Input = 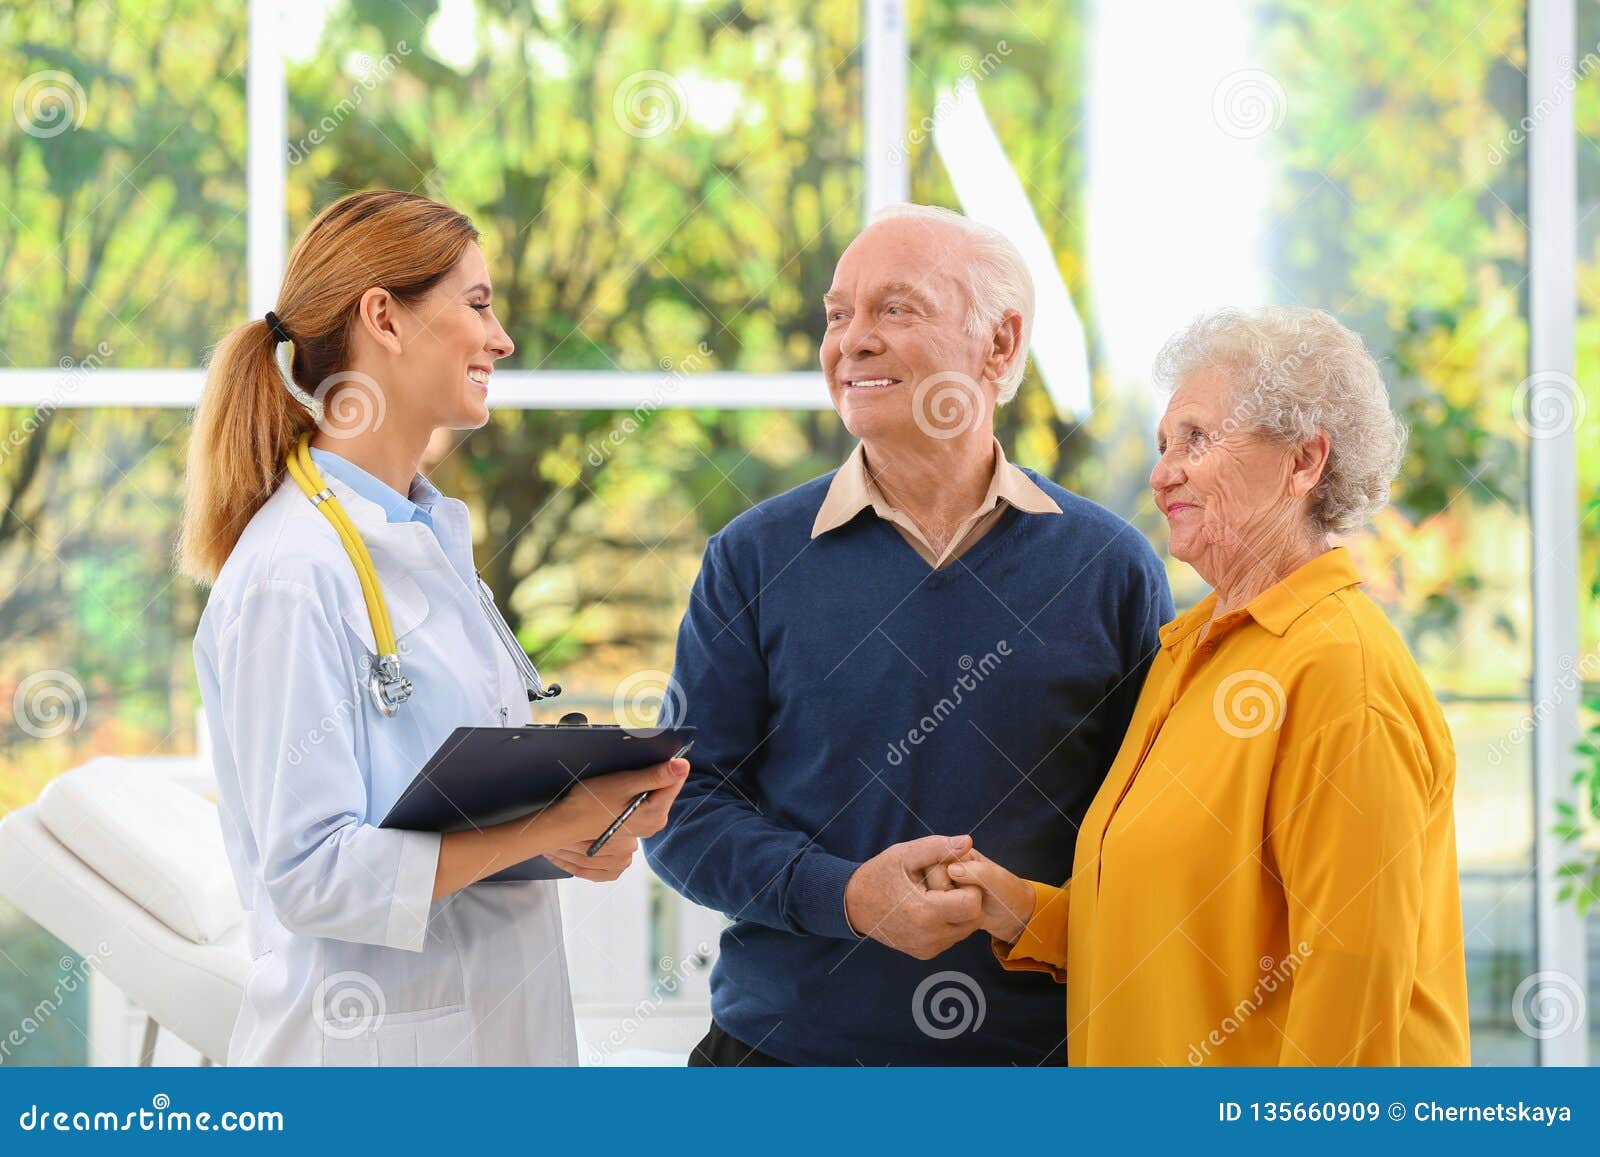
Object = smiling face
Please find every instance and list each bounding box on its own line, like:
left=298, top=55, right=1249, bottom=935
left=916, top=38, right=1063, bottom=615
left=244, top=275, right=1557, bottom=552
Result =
left=339, top=241, right=515, bottom=436
left=820, top=218, right=1004, bottom=449
left=398, top=241, right=514, bottom=430
left=1150, top=370, right=1323, bottom=589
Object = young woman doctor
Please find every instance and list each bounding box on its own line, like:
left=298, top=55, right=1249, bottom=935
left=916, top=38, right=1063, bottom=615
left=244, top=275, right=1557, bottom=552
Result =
left=180, top=190, right=687, bottom=1066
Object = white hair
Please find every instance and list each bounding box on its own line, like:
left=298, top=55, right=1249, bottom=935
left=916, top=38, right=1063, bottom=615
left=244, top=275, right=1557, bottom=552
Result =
left=1153, top=306, right=1409, bottom=536
left=869, top=203, right=1034, bottom=403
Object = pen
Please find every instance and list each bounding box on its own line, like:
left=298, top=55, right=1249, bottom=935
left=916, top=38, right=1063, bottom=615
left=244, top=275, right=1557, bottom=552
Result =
left=586, top=741, right=693, bottom=857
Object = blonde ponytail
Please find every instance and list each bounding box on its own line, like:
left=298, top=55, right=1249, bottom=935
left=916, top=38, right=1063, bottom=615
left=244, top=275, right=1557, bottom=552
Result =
left=178, top=190, right=478, bottom=584
left=177, top=319, right=313, bottom=583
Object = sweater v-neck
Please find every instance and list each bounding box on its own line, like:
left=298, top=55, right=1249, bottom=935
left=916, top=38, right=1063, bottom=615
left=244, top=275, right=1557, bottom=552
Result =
left=873, top=500, right=1032, bottom=584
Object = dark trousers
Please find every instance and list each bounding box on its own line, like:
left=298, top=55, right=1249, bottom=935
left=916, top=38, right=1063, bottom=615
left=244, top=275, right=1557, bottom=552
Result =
left=687, top=1020, right=790, bottom=1067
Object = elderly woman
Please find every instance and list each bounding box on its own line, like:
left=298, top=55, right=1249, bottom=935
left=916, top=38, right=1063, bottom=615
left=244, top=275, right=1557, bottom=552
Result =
left=947, top=307, right=1471, bottom=1065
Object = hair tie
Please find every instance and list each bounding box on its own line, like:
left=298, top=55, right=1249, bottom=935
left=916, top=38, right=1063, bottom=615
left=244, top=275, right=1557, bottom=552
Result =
left=265, top=311, right=323, bottom=424
left=264, top=310, right=291, bottom=345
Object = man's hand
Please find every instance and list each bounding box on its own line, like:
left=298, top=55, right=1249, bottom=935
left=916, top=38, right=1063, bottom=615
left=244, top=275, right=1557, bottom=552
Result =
left=844, top=835, right=984, bottom=959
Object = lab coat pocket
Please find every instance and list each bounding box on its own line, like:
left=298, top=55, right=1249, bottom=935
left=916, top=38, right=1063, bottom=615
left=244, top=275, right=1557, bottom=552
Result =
left=337, top=570, right=430, bottom=657
left=322, top=1003, right=479, bottom=1067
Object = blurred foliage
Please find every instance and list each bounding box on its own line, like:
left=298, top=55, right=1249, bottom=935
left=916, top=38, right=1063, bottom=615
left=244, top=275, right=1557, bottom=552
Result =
left=907, top=0, right=1101, bottom=508
left=1263, top=0, right=1532, bottom=688
left=0, top=0, right=1579, bottom=892
left=1, top=0, right=239, bottom=825
left=1560, top=0, right=1600, bottom=915
left=0, top=1, right=246, bottom=364
left=1574, top=0, right=1600, bottom=661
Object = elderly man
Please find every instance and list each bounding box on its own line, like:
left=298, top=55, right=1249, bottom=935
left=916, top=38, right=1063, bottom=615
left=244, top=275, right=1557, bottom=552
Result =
left=643, top=203, right=1172, bottom=1065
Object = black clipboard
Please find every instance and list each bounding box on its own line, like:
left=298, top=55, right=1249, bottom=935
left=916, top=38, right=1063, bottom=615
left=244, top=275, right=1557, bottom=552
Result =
left=378, top=724, right=695, bottom=882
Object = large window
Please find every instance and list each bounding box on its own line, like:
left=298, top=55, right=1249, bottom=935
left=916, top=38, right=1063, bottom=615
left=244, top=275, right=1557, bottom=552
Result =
left=1, top=0, right=1592, bottom=1066
left=1258, top=0, right=1537, bottom=1065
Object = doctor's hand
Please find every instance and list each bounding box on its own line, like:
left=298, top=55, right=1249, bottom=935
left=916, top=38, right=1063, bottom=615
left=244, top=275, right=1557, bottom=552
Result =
left=544, top=836, right=639, bottom=882
left=546, top=757, right=690, bottom=846
left=843, top=835, right=984, bottom=960
left=946, top=848, right=1036, bottom=943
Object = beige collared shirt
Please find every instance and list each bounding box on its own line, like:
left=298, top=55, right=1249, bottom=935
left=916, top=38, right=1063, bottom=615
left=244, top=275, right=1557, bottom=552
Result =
left=810, top=439, right=1062, bottom=569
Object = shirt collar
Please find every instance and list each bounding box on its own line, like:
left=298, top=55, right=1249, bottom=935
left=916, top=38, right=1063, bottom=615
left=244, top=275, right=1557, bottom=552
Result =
left=810, top=438, right=1061, bottom=539
left=1157, top=545, right=1364, bottom=648
left=308, top=446, right=438, bottom=526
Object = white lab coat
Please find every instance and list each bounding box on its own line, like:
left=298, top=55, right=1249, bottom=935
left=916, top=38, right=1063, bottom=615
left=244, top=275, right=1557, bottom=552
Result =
left=192, top=470, right=578, bottom=1066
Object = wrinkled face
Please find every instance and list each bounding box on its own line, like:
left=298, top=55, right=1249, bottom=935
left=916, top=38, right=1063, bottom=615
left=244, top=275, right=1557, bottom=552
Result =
left=820, top=218, right=998, bottom=445
left=1149, top=370, right=1308, bottom=584
left=338, top=241, right=515, bottom=435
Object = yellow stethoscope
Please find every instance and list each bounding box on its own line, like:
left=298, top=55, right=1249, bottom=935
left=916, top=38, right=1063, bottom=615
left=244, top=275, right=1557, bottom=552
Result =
left=283, top=433, right=562, bottom=717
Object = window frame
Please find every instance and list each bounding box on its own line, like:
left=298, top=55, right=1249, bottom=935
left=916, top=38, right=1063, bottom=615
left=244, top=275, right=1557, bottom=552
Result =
left=0, top=0, right=1587, bottom=1064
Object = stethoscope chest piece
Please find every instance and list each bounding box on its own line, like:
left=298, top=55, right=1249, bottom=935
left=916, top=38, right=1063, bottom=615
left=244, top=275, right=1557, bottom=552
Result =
left=285, top=433, right=557, bottom=720
left=368, top=652, right=414, bottom=717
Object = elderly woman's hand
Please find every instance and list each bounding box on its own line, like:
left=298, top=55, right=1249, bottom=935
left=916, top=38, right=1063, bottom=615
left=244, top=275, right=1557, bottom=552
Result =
left=947, top=849, right=1036, bottom=942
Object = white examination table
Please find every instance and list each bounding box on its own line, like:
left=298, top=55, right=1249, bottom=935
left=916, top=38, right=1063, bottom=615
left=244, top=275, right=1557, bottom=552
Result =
left=0, top=755, right=722, bottom=1066
left=0, top=756, right=247, bottom=1064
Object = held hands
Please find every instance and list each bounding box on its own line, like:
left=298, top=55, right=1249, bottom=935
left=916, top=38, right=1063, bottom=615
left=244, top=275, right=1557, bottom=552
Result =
left=542, top=757, right=690, bottom=879
left=844, top=835, right=986, bottom=959
left=944, top=848, right=1036, bottom=944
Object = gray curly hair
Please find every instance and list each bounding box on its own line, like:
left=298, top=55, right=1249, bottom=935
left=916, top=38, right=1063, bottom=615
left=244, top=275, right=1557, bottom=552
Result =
left=1153, top=306, right=1408, bottom=536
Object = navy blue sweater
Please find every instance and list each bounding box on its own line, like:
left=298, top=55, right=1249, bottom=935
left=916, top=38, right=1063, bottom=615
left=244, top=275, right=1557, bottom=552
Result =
left=643, top=467, right=1173, bottom=1065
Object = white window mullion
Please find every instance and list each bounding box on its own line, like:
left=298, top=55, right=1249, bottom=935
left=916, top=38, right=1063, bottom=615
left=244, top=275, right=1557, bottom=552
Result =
left=0, top=369, right=829, bottom=410
left=863, top=0, right=909, bottom=216
left=1527, top=0, right=1589, bottom=1068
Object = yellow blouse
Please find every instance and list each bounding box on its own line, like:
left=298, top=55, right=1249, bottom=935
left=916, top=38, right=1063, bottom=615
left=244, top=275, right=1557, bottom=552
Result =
left=996, top=547, right=1471, bottom=1065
